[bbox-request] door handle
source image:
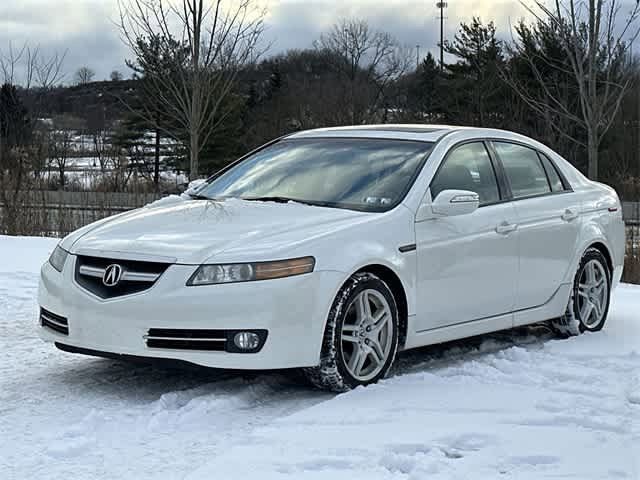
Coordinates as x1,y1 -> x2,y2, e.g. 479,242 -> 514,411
561,208 -> 579,222
495,221 -> 518,235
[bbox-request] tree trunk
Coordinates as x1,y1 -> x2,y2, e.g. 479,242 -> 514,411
154,128 -> 160,189
190,130 -> 199,180
587,129 -> 598,180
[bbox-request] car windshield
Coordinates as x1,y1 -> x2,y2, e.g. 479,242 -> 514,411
197,138 -> 435,212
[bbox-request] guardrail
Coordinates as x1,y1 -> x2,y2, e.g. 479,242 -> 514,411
623,202 -> 640,225
2,192 -> 640,236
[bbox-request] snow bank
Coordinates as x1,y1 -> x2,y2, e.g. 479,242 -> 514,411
0,236 -> 638,480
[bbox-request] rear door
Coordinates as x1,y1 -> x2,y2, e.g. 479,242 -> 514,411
490,141 -> 580,313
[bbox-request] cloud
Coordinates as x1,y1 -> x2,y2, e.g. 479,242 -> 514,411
0,0 -> 127,82
262,0 -> 530,64
4,0 -> 633,83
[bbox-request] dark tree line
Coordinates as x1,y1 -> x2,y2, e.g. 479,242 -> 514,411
3,10 -> 640,196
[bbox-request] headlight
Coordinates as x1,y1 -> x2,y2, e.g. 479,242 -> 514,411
187,257 -> 315,286
48,245 -> 69,272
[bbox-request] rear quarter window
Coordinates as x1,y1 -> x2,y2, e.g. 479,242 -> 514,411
538,152 -> 567,192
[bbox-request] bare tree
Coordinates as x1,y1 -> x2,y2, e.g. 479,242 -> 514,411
117,0 -> 266,179
48,126 -> 73,189
504,0 -> 640,179
316,19 -> 411,124
110,70 -> 124,81
74,66 -> 95,85
0,45 -> 66,92
0,44 -> 65,234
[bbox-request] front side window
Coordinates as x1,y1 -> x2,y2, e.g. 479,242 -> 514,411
494,142 -> 551,199
197,138 -> 434,212
430,142 -> 500,205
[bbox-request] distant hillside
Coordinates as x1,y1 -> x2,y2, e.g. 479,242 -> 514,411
25,79 -> 138,123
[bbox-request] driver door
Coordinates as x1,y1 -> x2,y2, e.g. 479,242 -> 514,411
414,141 -> 519,332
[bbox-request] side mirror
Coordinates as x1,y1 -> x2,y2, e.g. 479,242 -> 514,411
416,189 -> 479,222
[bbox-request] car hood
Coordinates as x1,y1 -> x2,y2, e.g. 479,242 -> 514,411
66,198 -> 371,264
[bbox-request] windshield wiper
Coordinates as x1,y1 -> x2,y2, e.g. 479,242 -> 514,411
188,193 -> 215,200
242,196 -> 297,204
241,196 -> 337,208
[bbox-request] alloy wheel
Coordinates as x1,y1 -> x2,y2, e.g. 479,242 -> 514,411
339,289 -> 393,382
576,259 -> 609,329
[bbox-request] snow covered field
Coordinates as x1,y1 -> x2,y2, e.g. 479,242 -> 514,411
1,235 -> 638,480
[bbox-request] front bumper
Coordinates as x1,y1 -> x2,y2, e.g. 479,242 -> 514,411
38,257 -> 343,369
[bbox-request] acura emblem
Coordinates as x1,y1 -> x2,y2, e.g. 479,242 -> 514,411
103,264 -> 123,287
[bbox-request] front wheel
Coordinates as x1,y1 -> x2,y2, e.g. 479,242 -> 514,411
303,272 -> 399,392
551,248 -> 611,336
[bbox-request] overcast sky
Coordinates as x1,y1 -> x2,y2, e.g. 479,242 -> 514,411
0,0 -> 544,82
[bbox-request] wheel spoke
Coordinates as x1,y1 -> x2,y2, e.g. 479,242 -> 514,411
353,348 -> 368,375
592,299 -> 602,320
371,311 -> 389,334
341,333 -> 358,343
577,283 -> 589,298
342,324 -> 358,333
372,307 -> 387,322
369,339 -> 385,366
580,300 -> 595,324
355,292 -> 372,321
586,262 -> 596,284
348,346 -> 363,372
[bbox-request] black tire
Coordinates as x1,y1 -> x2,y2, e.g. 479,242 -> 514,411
303,272 -> 399,392
551,248 -> 611,337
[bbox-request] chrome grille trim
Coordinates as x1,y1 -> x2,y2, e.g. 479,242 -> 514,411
41,313 -> 67,329
74,255 -> 170,299
78,265 -> 104,278
78,265 -> 160,282
122,271 -> 161,282
144,335 -> 226,342
40,308 -> 69,335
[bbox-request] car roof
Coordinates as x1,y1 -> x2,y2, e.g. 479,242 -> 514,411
286,124 -> 468,143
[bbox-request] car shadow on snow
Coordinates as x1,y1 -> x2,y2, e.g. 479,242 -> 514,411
38,348 -> 323,404
38,322 -> 556,401
395,322 -> 555,377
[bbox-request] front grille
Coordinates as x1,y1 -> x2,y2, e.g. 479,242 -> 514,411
145,328 -> 268,353
40,308 -> 68,335
145,328 -> 227,351
75,255 -> 170,299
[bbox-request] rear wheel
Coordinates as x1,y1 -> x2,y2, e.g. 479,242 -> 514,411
303,272 -> 399,392
551,248 -> 611,336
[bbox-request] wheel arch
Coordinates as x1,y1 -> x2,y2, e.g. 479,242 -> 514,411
587,241 -> 614,279
353,264 -> 409,349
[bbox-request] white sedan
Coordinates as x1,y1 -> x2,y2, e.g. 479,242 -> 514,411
39,125 -> 625,391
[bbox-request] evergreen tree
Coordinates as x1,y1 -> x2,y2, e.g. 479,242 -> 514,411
444,18 -> 506,126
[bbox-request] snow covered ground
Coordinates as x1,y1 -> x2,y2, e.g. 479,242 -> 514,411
1,235 -> 638,480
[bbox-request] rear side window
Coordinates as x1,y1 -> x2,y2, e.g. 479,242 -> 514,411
431,142 -> 500,205
493,142 -> 550,199
538,153 -> 566,192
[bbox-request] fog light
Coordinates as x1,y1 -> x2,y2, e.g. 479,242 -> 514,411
234,332 -> 260,350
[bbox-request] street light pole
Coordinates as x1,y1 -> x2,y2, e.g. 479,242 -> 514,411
436,1 -> 448,70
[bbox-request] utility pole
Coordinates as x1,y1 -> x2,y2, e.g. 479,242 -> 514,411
436,1 -> 448,70
416,44 -> 421,70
